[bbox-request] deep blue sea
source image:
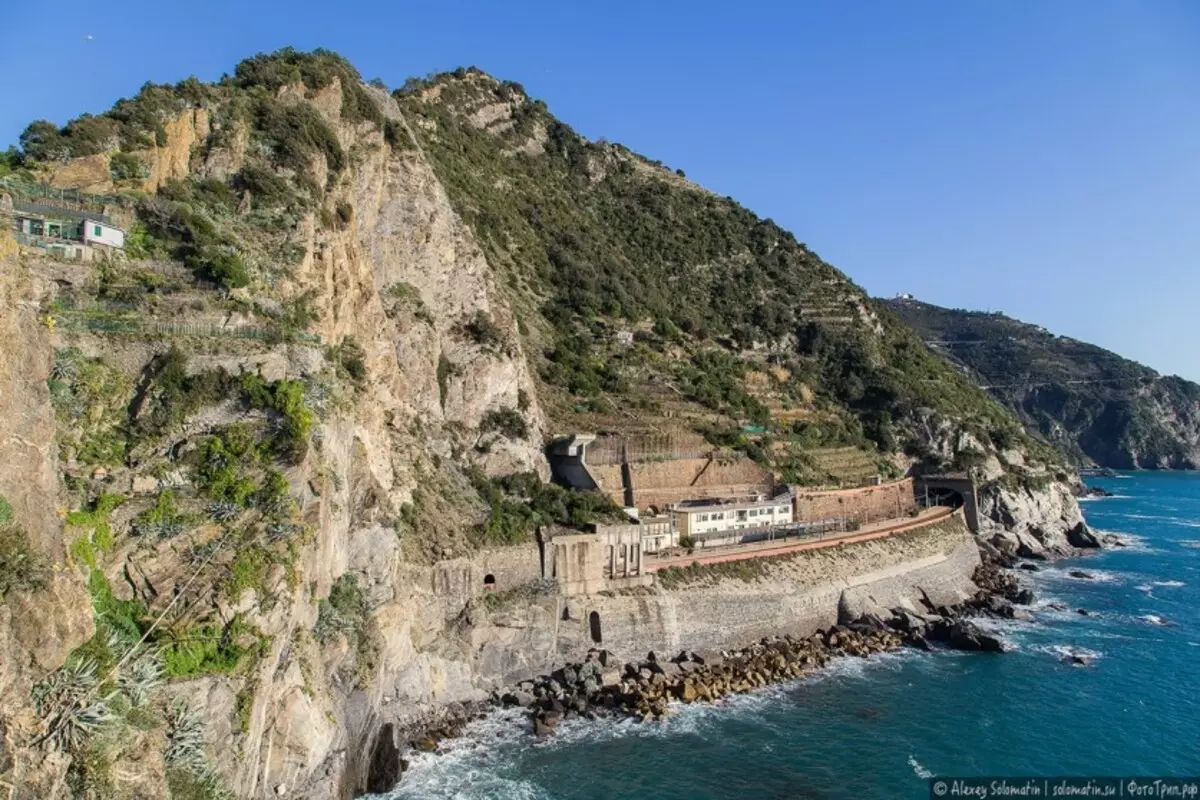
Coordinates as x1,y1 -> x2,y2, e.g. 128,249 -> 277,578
381,473 -> 1200,799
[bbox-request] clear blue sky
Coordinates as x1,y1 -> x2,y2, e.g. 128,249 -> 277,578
3,1 -> 1198,379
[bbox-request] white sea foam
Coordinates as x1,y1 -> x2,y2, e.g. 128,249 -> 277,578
1050,567 -> 1125,584
382,708 -> 551,800
1035,643 -> 1104,663
1118,514 -> 1200,529
908,755 -> 935,779
1135,584 -> 1154,593
1092,530 -> 1157,552
1179,540 -> 1200,550
1079,494 -> 1132,502
1152,580 -> 1186,588
1138,615 -> 1170,627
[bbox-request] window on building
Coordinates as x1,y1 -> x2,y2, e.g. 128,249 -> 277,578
748,509 -> 757,517
30,220 -> 44,236
94,224 -> 102,237
698,513 -> 708,522
778,506 -> 789,515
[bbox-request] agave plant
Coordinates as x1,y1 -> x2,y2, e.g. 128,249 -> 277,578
117,652 -> 164,708
208,500 -> 239,523
184,539 -> 222,568
264,521 -> 302,543
164,700 -> 209,774
50,350 -> 79,385
31,657 -> 118,752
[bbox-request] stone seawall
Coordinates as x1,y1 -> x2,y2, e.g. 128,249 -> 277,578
555,512 -> 979,660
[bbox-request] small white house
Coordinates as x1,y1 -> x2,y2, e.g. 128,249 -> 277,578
82,218 -> 125,249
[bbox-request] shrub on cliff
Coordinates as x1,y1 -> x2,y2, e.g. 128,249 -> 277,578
315,573 -> 379,685
480,407 -> 528,440
0,523 -> 49,598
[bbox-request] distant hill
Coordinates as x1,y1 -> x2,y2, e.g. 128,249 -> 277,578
884,297 -> 1200,469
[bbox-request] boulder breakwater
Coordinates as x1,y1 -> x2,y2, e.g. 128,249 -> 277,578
361,551 -> 1036,797
514,569 -> 1022,736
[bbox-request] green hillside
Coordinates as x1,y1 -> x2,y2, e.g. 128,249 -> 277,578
886,297 -> 1200,468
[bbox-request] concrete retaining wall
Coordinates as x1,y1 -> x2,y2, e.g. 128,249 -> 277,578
793,478 -> 916,525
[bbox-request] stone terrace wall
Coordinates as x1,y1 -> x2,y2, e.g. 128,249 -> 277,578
472,543 -> 545,593
793,478 -> 916,525
559,512 -> 977,660
588,457 -> 775,510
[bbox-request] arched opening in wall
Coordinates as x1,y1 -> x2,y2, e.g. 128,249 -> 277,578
926,487 -> 964,511
589,611 -> 602,644
483,574 -> 496,593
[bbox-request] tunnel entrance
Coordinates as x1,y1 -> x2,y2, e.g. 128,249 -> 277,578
589,611 -> 602,644
925,486 -> 965,510
483,574 -> 496,592
914,475 -> 980,532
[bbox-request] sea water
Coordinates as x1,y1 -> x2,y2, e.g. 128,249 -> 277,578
378,473 -> 1200,799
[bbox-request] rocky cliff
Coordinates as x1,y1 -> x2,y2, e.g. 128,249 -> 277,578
0,49 -> 1089,798
886,297 -> 1200,470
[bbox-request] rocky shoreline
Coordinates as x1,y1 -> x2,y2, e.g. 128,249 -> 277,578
363,549 -> 1058,793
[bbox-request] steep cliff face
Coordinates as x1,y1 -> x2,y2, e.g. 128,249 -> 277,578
0,50 -> 1089,798
886,297 -> 1200,470
0,231 -> 95,797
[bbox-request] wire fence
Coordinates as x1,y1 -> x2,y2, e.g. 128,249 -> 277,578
1,176 -> 126,213
54,314 -> 322,344
586,433 -> 738,466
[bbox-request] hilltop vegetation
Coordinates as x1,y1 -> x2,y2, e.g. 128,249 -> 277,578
395,70 -> 1057,480
886,298 -> 1200,468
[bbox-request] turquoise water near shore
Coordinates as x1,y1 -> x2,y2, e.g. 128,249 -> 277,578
380,473 -> 1200,799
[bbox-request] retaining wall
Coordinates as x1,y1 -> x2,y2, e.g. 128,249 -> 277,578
793,478 -> 916,525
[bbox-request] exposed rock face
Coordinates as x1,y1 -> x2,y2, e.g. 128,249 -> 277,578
0,233 -> 94,794
978,478 -> 1087,557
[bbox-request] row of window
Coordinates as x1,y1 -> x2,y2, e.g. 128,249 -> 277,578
694,506 -> 789,523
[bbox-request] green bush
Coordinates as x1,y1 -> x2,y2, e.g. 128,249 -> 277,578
237,375 -> 312,463
110,151 -> 148,181
469,470 -> 622,545
315,573 -> 378,685
331,338 -> 367,383
188,249 -> 249,289
225,546 -> 270,599
479,407 -> 528,439
233,163 -> 295,209
437,354 -> 455,408
253,99 -> 345,180
66,494 -> 126,568
0,524 -> 49,597
161,622 -> 251,678
462,311 -> 508,353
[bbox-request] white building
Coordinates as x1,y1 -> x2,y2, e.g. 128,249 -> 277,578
82,218 -> 125,249
672,492 -> 794,539
10,199 -> 125,257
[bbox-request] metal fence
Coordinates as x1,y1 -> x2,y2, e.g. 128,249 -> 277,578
1,176 -> 126,214
54,314 -> 322,344
586,433 -> 737,466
